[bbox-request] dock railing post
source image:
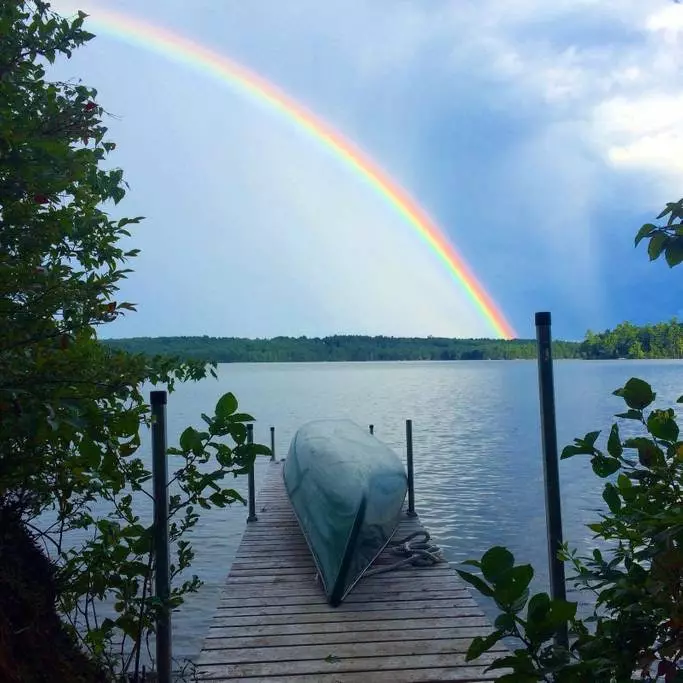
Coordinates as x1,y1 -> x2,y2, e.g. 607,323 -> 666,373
369,424 -> 374,435
406,419 -> 416,517
270,426 -> 275,461
535,311 -> 568,648
150,390 -> 172,683
247,423 -> 257,523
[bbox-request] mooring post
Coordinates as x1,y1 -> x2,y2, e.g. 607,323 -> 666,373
270,426 -> 275,461
150,390 -> 172,683
406,419 -> 416,517
247,423 -> 257,523
369,424 -> 374,435
535,311 -> 568,648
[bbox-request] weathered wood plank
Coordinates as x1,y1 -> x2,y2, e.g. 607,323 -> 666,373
224,572 -> 462,585
202,625 -> 495,649
223,572 -> 471,602
214,598 -> 480,618
211,606 -> 487,628
197,637 -> 506,665
218,582 -> 470,599
196,651 -> 501,678
218,588 -> 470,608
207,615 -> 492,638
198,670 -> 499,682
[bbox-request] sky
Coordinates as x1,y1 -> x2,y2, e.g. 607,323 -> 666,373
50,0 -> 683,340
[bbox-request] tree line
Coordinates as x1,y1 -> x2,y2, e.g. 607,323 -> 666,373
102,320 -> 683,363
582,318 -> 683,359
102,334 -> 581,361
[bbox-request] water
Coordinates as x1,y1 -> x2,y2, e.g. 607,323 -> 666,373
87,360 -> 683,665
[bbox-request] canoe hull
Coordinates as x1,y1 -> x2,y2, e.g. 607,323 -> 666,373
283,419 -> 407,606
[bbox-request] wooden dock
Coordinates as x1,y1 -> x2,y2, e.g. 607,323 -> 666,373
196,461 -> 504,682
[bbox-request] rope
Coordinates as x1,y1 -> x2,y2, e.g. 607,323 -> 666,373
364,529 -> 445,577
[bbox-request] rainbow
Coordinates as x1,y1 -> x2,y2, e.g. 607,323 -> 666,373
57,2 -> 516,339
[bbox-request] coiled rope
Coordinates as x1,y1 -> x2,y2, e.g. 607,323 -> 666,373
364,529 -> 445,577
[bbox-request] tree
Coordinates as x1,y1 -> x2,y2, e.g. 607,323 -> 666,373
1,3 -> 268,679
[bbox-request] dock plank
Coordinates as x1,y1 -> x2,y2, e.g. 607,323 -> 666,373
197,461 -> 504,681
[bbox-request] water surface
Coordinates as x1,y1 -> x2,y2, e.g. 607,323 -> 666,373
103,360 -> 683,663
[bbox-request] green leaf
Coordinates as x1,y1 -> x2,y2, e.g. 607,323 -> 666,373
616,409 -> 644,421
584,430 -> 601,447
634,223 -> 657,246
590,454 -> 621,478
647,409 -> 679,442
179,426 -> 200,453
215,392 -> 238,418
527,592 -> 550,623
602,482 -> 621,513
657,204 -> 673,220
480,546 -> 515,584
546,599 -> 577,625
494,612 -> 516,631
494,564 -> 534,607
229,412 -> 255,422
208,492 -> 225,506
616,473 -> 632,491
613,378 -> 656,410
624,437 -> 665,468
647,231 -> 668,260
665,239 -> 683,267
456,569 -> 494,597
465,630 -> 504,661
606,424 -> 622,459
250,444 -> 273,457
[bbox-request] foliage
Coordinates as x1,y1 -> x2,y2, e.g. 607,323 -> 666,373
0,3 -> 269,680
458,378 -> 683,681
636,200 -> 683,269
456,197 -> 683,681
52,392 -> 269,677
582,319 -> 683,360
102,334 -> 583,362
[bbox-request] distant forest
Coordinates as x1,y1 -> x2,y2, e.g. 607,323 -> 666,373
103,335 -> 580,362
101,320 -> 683,363
582,319 -> 683,359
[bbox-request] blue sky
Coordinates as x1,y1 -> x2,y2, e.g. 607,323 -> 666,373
52,0 -> 683,340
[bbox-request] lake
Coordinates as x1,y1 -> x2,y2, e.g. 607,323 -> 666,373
117,360 -> 683,666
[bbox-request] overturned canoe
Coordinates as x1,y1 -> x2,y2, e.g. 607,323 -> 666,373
283,419 -> 408,607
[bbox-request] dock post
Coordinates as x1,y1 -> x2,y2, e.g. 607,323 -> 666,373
270,426 -> 275,461
150,390 -> 172,683
369,424 -> 374,435
247,423 -> 257,523
535,311 -> 568,648
406,419 -> 416,517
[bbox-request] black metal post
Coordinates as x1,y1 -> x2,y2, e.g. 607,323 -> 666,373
150,390 -> 172,683
247,423 -> 257,522
535,312 -> 568,647
270,426 -> 275,461
369,424 -> 374,435
406,419 -> 416,517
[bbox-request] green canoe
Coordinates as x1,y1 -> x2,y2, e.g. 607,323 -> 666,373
283,419 -> 408,607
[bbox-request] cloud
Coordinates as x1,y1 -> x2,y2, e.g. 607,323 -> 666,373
51,0 -> 683,338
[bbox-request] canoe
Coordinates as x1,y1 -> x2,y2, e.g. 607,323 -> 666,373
283,419 -> 408,607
